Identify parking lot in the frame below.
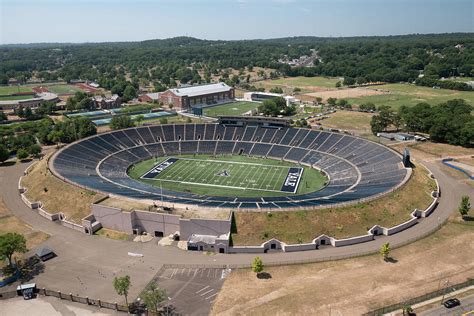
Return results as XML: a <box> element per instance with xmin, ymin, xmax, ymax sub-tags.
<box><xmin>152</xmin><ymin>267</ymin><xmax>230</xmax><ymax>316</ymax></box>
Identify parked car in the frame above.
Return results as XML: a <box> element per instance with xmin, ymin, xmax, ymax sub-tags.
<box><xmin>443</xmin><ymin>298</ymin><xmax>460</xmax><ymax>308</ymax></box>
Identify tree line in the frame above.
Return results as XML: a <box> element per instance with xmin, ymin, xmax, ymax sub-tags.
<box><xmin>370</xmin><ymin>99</ymin><xmax>473</xmax><ymax>147</ymax></box>
<box><xmin>1</xmin><ymin>34</ymin><xmax>472</xmax><ymax>91</ymax></box>
<box><xmin>0</xmin><ymin>116</ymin><xmax>97</xmax><ymax>162</ymax></box>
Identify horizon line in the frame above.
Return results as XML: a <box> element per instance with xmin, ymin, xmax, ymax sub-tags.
<box><xmin>1</xmin><ymin>31</ymin><xmax>473</xmax><ymax>46</ymax></box>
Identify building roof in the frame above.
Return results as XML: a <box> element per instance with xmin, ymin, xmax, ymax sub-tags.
<box><xmin>188</xmin><ymin>234</ymin><xmax>217</xmax><ymax>245</ymax></box>
<box><xmin>146</xmin><ymin>92</ymin><xmax>161</xmax><ymax>100</ymax></box>
<box><xmin>93</xmin><ymin>94</ymin><xmax>120</xmax><ymax>102</ymax></box>
<box><xmin>35</xmin><ymin>246</ymin><xmax>54</xmax><ymax>257</ymax></box>
<box><xmin>169</xmin><ymin>83</ymin><xmax>232</xmax><ymax>97</ymax></box>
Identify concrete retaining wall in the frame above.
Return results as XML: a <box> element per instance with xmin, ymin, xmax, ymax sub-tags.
<box><xmin>385</xmin><ymin>217</ymin><xmax>418</xmax><ymax>235</ymax></box>
<box><xmin>332</xmin><ymin>234</ymin><xmax>374</xmax><ymax>247</ymax></box>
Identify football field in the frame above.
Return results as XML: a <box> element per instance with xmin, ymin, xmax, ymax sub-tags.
<box><xmin>141</xmin><ymin>157</ymin><xmax>302</xmax><ymax>193</ymax></box>
<box><xmin>128</xmin><ymin>155</ymin><xmax>327</xmax><ymax>198</ymax></box>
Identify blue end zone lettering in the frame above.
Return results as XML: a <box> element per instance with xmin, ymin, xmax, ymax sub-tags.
<box><xmin>280</xmin><ymin>167</ymin><xmax>303</xmax><ymax>193</ymax></box>
<box><xmin>141</xmin><ymin>158</ymin><xmax>179</xmax><ymax>179</ymax></box>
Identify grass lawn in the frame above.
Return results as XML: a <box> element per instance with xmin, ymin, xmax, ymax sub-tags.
<box><xmin>255</xmin><ymin>76</ymin><xmax>342</xmax><ymax>94</ymax></box>
<box><xmin>212</xmin><ymin>219</ymin><xmax>474</xmax><ymax>315</ymax></box>
<box><xmin>0</xmin><ymin>95</ymin><xmax>35</xmax><ymax>101</ymax></box>
<box><xmin>346</xmin><ymin>83</ymin><xmax>474</xmax><ymax>110</ymax></box>
<box><xmin>318</xmin><ymin>110</ymin><xmax>373</xmax><ymax>133</ymax></box>
<box><xmin>22</xmin><ymin>153</ymin><xmax>105</xmax><ymax>223</ymax></box>
<box><xmin>128</xmin><ymin>154</ymin><xmax>327</xmax><ymax>198</ymax></box>
<box><xmin>0</xmin><ymin>198</ymin><xmax>49</xmax><ymax>256</ymax></box>
<box><xmin>203</xmin><ymin>101</ymin><xmax>260</xmax><ymax>117</ymax></box>
<box><xmin>46</xmin><ymin>84</ymin><xmax>83</xmax><ymax>95</ymax></box>
<box><xmin>0</xmin><ymin>86</ymin><xmax>33</xmax><ymax>95</ymax></box>
<box><xmin>94</xmin><ymin>228</ymin><xmax>129</xmax><ymax>241</ymax></box>
<box><xmin>231</xmin><ymin>164</ymin><xmax>435</xmax><ymax>244</ymax></box>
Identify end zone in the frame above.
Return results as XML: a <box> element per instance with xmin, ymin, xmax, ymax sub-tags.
<box><xmin>280</xmin><ymin>167</ymin><xmax>303</xmax><ymax>193</ymax></box>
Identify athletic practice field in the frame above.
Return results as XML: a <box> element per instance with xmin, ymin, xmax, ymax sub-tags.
<box><xmin>128</xmin><ymin>155</ymin><xmax>327</xmax><ymax>198</ymax></box>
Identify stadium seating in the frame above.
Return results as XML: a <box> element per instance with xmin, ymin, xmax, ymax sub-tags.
<box><xmin>51</xmin><ymin>123</ymin><xmax>407</xmax><ymax>210</ymax></box>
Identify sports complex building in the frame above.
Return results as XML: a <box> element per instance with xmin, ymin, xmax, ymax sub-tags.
<box><xmin>40</xmin><ymin>116</ymin><xmax>440</xmax><ymax>254</ymax></box>
<box><xmin>159</xmin><ymin>83</ymin><xmax>235</xmax><ymax>110</ymax></box>
<box><xmin>0</xmin><ymin>92</ymin><xmax>59</xmax><ymax>112</ymax></box>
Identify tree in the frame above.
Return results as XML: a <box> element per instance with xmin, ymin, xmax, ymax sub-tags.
<box><xmin>252</xmin><ymin>256</ymin><xmax>264</xmax><ymax>274</ymax></box>
<box><xmin>113</xmin><ymin>275</ymin><xmax>131</xmax><ymax>307</ymax></box>
<box><xmin>110</xmin><ymin>116</ymin><xmax>135</xmax><ymax>130</ymax></box>
<box><xmin>135</xmin><ymin>115</ymin><xmax>145</xmax><ymax>126</ymax></box>
<box><xmin>459</xmin><ymin>196</ymin><xmax>471</xmax><ymax>218</ymax></box>
<box><xmin>28</xmin><ymin>144</ymin><xmax>42</xmax><ymax>158</ymax></box>
<box><xmin>327</xmin><ymin>97</ymin><xmax>337</xmax><ymax>106</ymax></box>
<box><xmin>0</xmin><ymin>111</ymin><xmax>7</xmax><ymax>122</ymax></box>
<box><xmin>140</xmin><ymin>283</ymin><xmax>167</xmax><ymax>314</ymax></box>
<box><xmin>16</xmin><ymin>148</ymin><xmax>29</xmax><ymax>160</ymax></box>
<box><xmin>269</xmin><ymin>87</ymin><xmax>283</xmax><ymax>94</ymax></box>
<box><xmin>380</xmin><ymin>242</ymin><xmax>391</xmax><ymax>261</ymax></box>
<box><xmin>335</xmin><ymin>81</ymin><xmax>341</xmax><ymax>88</ymax></box>
<box><xmin>123</xmin><ymin>85</ymin><xmax>138</xmax><ymax>102</ymax></box>
<box><xmin>0</xmin><ymin>233</ymin><xmax>27</xmax><ymax>268</ymax></box>
<box><xmin>0</xmin><ymin>144</ymin><xmax>9</xmax><ymax>163</ymax></box>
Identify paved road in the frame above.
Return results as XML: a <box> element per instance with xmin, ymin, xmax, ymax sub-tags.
<box><xmin>0</xmin><ymin>157</ymin><xmax>472</xmax><ymax>304</ymax></box>
<box><xmin>419</xmin><ymin>294</ymin><xmax>474</xmax><ymax>316</ymax></box>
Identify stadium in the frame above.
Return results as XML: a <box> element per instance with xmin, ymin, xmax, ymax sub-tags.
<box><xmin>41</xmin><ymin>116</ymin><xmax>436</xmax><ymax>254</ymax></box>
<box><xmin>50</xmin><ymin>117</ymin><xmax>410</xmax><ymax>210</ymax></box>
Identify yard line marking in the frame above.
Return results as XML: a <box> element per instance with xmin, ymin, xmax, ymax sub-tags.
<box><xmin>205</xmin><ymin>293</ymin><xmax>218</xmax><ymax>300</ymax></box>
<box><xmin>200</xmin><ymin>289</ymin><xmax>214</xmax><ymax>296</ymax></box>
<box><xmin>196</xmin><ymin>285</ymin><xmax>209</xmax><ymax>294</ymax></box>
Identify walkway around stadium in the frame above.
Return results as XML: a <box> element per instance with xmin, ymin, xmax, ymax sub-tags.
<box><xmin>0</xmin><ymin>153</ymin><xmax>474</xmax><ymax>266</ymax></box>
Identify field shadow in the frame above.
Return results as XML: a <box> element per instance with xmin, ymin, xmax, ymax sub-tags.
<box><xmin>385</xmin><ymin>257</ymin><xmax>398</xmax><ymax>264</ymax></box>
<box><xmin>162</xmin><ymin>304</ymin><xmax>180</xmax><ymax>316</ymax></box>
<box><xmin>257</xmin><ymin>272</ymin><xmax>272</xmax><ymax>279</ymax></box>
<box><xmin>18</xmin><ymin>256</ymin><xmax>45</xmax><ymax>282</ymax></box>
<box><xmin>0</xmin><ymin>161</ymin><xmax>16</xmax><ymax>167</ymax></box>
<box><xmin>462</xmin><ymin>215</ymin><xmax>474</xmax><ymax>222</ymax></box>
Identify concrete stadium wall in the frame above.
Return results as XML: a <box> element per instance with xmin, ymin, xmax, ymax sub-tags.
<box><xmin>385</xmin><ymin>217</ymin><xmax>418</xmax><ymax>236</ymax></box>
<box><xmin>131</xmin><ymin>210</ymin><xmax>180</xmax><ymax>237</ymax></box>
<box><xmin>332</xmin><ymin>234</ymin><xmax>374</xmax><ymax>247</ymax></box>
<box><xmin>283</xmin><ymin>243</ymin><xmax>317</xmax><ymax>252</ymax></box>
<box><xmin>91</xmin><ymin>204</ymin><xmax>133</xmax><ymax>233</ymax></box>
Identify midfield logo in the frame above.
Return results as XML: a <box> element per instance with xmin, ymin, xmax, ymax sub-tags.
<box><xmin>216</xmin><ymin>170</ymin><xmax>231</xmax><ymax>177</ymax></box>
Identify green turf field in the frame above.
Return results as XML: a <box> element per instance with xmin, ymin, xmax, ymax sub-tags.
<box><xmin>0</xmin><ymin>95</ymin><xmax>35</xmax><ymax>101</ymax></box>
<box><xmin>0</xmin><ymin>86</ymin><xmax>33</xmax><ymax>95</ymax></box>
<box><xmin>128</xmin><ymin>154</ymin><xmax>327</xmax><ymax>198</ymax></box>
<box><xmin>203</xmin><ymin>101</ymin><xmax>260</xmax><ymax>117</ymax></box>
<box><xmin>46</xmin><ymin>84</ymin><xmax>83</xmax><ymax>94</ymax></box>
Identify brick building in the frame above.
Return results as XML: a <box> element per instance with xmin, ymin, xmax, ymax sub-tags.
<box><xmin>159</xmin><ymin>83</ymin><xmax>234</xmax><ymax>110</ymax></box>
<box><xmin>92</xmin><ymin>94</ymin><xmax>121</xmax><ymax>109</ymax></box>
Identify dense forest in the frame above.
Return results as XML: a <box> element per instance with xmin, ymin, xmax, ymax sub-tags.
<box><xmin>1</xmin><ymin>34</ymin><xmax>473</xmax><ymax>90</ymax></box>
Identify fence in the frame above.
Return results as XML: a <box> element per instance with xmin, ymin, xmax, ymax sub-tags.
<box><xmin>36</xmin><ymin>288</ymin><xmax>129</xmax><ymax>312</ymax></box>
<box><xmin>364</xmin><ymin>278</ymin><xmax>474</xmax><ymax>315</ymax></box>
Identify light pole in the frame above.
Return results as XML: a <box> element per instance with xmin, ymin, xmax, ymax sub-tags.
<box><xmin>440</xmin><ymin>280</ymin><xmax>450</xmax><ymax>304</ymax></box>
<box><xmin>166</xmin><ymin>296</ymin><xmax>171</xmax><ymax>316</ymax></box>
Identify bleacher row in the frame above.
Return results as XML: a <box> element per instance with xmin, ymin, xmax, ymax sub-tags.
<box><xmin>51</xmin><ymin>123</ymin><xmax>408</xmax><ymax>209</ymax></box>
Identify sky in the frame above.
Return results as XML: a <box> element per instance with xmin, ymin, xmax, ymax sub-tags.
<box><xmin>0</xmin><ymin>0</ymin><xmax>472</xmax><ymax>44</ymax></box>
